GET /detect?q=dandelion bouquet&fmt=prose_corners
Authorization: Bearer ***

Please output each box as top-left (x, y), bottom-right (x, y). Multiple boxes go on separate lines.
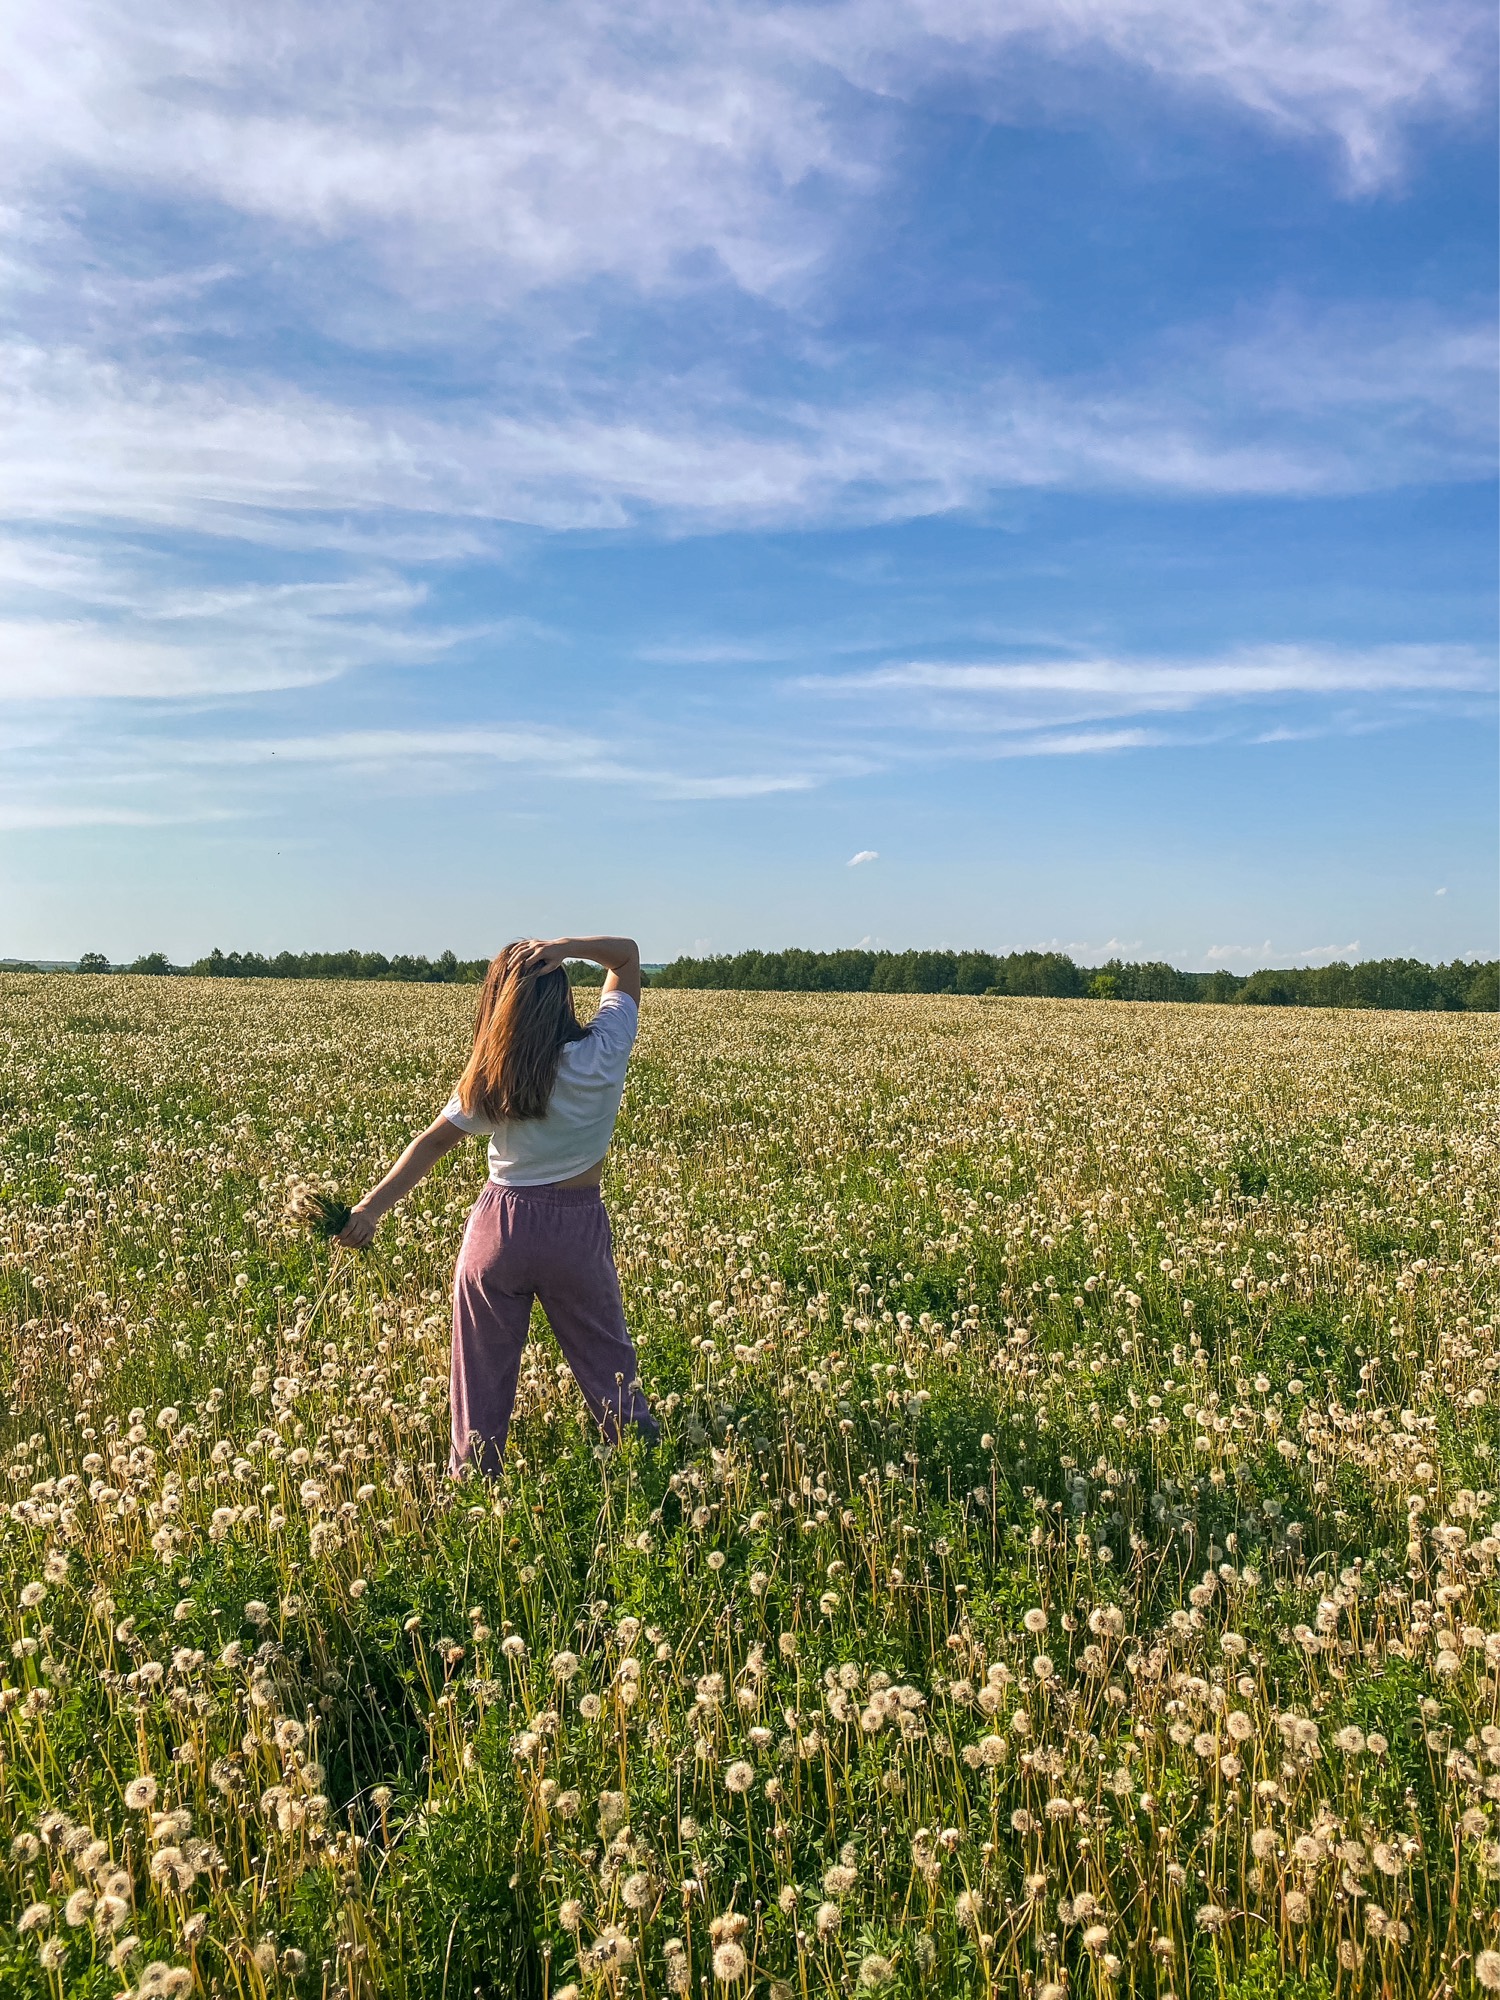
top-left (286, 1181), bottom-right (353, 1240)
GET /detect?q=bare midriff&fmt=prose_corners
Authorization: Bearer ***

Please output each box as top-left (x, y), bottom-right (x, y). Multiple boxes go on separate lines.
top-left (552, 1155), bottom-right (607, 1190)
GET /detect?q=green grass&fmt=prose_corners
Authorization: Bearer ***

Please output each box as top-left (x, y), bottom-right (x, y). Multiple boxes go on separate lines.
top-left (0, 977), bottom-right (1494, 1998)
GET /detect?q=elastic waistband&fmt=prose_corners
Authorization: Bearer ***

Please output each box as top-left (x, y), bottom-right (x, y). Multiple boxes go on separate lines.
top-left (479, 1179), bottom-right (603, 1205)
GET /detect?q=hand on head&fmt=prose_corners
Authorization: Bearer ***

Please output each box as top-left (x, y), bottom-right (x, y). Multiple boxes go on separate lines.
top-left (514, 938), bottom-right (569, 978)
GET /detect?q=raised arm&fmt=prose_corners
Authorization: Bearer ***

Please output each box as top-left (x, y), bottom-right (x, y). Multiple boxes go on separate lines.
top-left (518, 935), bottom-right (642, 1005)
top-left (336, 1113), bottom-right (468, 1247)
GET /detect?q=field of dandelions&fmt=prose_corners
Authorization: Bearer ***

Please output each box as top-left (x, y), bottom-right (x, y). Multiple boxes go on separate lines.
top-left (0, 977), bottom-right (1497, 2000)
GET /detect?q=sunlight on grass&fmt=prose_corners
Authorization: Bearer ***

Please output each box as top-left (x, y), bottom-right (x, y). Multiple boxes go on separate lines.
top-left (0, 976), bottom-right (1496, 1997)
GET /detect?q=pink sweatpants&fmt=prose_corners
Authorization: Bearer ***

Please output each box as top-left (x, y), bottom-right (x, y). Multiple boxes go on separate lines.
top-left (450, 1181), bottom-right (658, 1475)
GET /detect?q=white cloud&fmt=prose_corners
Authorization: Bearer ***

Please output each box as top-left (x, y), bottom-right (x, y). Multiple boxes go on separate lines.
top-left (0, 802), bottom-right (233, 830)
top-left (0, 540), bottom-right (477, 699)
top-left (3, 312), bottom-right (1487, 577)
top-left (0, 3), bottom-right (1490, 844)
top-left (1198, 940), bottom-right (1364, 968)
top-left (1436, 885), bottom-right (1448, 895)
top-left (0, 0), bottom-right (1482, 335)
top-left (818, 643), bottom-right (1491, 703)
top-left (1205, 940), bottom-right (1273, 960)
top-left (847, 848), bottom-right (879, 865)
top-left (0, 713), bottom-right (835, 840)
top-left (1000, 728), bottom-right (1162, 755)
top-left (802, 644), bottom-right (1494, 746)
top-left (792, 0), bottom-right (1489, 194)
top-left (164, 723), bottom-right (826, 800)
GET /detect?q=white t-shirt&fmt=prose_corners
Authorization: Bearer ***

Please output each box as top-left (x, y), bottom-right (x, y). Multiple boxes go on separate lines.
top-left (441, 990), bottom-right (638, 1186)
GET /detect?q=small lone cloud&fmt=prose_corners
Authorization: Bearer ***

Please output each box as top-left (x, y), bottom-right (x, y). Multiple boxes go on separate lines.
top-left (847, 849), bottom-right (879, 867)
top-left (1435, 886), bottom-right (1448, 896)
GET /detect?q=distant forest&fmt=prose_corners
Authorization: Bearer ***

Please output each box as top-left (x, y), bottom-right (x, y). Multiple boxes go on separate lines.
top-left (19, 945), bottom-right (1497, 1010)
top-left (650, 948), bottom-right (1497, 1011)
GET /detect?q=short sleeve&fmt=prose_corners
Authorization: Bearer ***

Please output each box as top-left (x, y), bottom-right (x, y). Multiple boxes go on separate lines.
top-left (588, 990), bottom-right (639, 1058)
top-left (442, 1092), bottom-right (492, 1136)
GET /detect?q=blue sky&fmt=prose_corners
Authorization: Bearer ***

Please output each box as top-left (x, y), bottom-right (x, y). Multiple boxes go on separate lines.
top-left (1, 0), bottom-right (1495, 968)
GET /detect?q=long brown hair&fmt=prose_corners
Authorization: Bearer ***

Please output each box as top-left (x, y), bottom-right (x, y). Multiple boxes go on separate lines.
top-left (456, 943), bottom-right (587, 1123)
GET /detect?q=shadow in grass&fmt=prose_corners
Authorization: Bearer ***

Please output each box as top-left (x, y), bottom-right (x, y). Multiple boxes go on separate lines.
top-left (371, 1776), bottom-right (541, 2000)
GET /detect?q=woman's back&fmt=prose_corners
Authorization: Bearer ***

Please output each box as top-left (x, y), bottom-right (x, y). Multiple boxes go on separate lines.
top-left (442, 989), bottom-right (638, 1185)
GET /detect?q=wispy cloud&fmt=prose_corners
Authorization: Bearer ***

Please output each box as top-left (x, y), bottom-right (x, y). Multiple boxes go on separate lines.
top-left (813, 644), bottom-right (1491, 703)
top-left (165, 724), bottom-right (828, 801)
top-left (2, 0), bottom-right (1483, 336)
top-left (847, 849), bottom-right (879, 866)
top-left (0, 713), bottom-right (838, 841)
top-left (0, 302), bottom-right (1491, 570)
top-left (0, 540), bottom-right (481, 699)
top-left (1204, 939), bottom-right (1365, 966)
top-left (0, 802), bottom-right (235, 831)
top-left (0, 0), bottom-right (1491, 919)
top-left (801, 644), bottom-right (1494, 750)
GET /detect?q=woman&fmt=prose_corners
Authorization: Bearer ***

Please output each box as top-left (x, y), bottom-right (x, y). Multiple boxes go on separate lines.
top-left (336, 936), bottom-right (659, 1473)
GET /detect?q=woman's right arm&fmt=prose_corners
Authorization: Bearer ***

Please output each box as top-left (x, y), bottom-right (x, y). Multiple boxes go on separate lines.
top-left (336, 1115), bottom-right (468, 1246)
top-left (520, 935), bottom-right (642, 1004)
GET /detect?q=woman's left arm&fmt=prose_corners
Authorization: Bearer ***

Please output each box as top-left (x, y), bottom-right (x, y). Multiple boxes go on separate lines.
top-left (518, 935), bottom-right (641, 1004)
top-left (336, 1115), bottom-right (469, 1246)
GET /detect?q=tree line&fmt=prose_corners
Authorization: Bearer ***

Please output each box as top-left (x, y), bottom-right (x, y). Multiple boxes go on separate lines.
top-left (649, 947), bottom-right (1497, 1011)
top-left (30, 945), bottom-right (1497, 1010)
top-left (55, 948), bottom-right (607, 985)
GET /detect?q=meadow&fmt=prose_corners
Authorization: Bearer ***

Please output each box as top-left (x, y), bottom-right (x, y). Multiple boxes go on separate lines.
top-left (0, 974), bottom-right (1497, 2000)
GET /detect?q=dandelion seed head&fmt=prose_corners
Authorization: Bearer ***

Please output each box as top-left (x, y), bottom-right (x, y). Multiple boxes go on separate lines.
top-left (712, 1941), bottom-right (747, 1983)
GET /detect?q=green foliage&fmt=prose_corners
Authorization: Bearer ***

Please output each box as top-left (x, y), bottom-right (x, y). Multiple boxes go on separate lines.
top-left (40, 949), bottom-right (1500, 1010)
top-left (185, 946), bottom-right (490, 983)
top-left (650, 948), bottom-right (1497, 1011)
top-left (0, 980), bottom-right (1494, 1999)
top-left (1215, 1941), bottom-right (1337, 1999)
